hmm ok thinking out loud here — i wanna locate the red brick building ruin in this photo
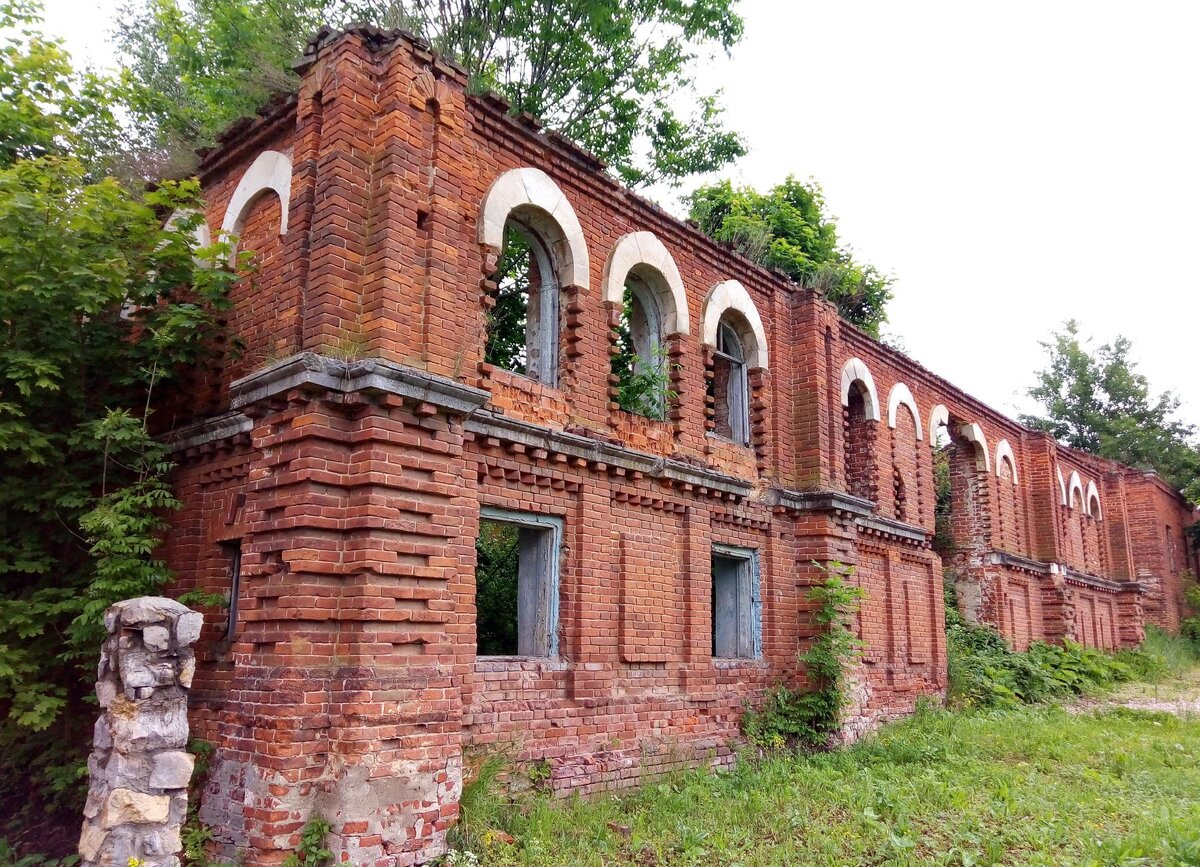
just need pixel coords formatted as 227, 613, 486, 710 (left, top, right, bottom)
159, 27, 1198, 864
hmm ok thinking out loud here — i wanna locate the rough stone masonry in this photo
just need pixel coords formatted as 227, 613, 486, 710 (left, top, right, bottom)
149, 25, 1198, 866
79, 598, 202, 867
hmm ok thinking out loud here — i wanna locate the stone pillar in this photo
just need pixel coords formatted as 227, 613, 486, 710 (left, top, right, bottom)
79, 597, 202, 867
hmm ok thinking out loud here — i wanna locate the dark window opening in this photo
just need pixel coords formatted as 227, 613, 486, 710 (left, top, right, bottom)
222, 540, 242, 640
711, 548, 760, 659
475, 511, 560, 657
710, 320, 749, 445
485, 220, 558, 384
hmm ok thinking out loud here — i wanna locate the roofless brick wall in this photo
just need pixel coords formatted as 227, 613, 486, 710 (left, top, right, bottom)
157, 27, 1198, 865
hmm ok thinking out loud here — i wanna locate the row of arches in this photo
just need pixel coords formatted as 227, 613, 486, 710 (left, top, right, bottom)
838, 357, 1021, 486
1057, 466, 1103, 518
478, 167, 767, 443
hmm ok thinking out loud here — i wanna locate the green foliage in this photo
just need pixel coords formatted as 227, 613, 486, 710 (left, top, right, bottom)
180, 740, 236, 867
932, 446, 954, 557
0, 2, 238, 840
420, 698, 1200, 866
451, 749, 512, 855
116, 0, 747, 188
0, 1, 124, 174
483, 224, 533, 375
742, 565, 864, 748
614, 345, 678, 420
0, 838, 76, 867
1183, 574, 1200, 641
474, 521, 519, 656
944, 600, 1185, 710
688, 177, 893, 337
1020, 319, 1200, 502
281, 818, 332, 867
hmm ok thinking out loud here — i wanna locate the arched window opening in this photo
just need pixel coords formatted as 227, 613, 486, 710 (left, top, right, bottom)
612, 274, 668, 418
844, 383, 874, 500
485, 219, 559, 385
709, 318, 749, 445
932, 423, 954, 558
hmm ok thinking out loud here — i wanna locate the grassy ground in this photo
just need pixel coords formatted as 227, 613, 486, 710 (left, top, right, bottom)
460, 692, 1200, 866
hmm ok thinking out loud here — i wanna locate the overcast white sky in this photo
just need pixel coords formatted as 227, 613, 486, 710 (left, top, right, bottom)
39, 0, 1200, 426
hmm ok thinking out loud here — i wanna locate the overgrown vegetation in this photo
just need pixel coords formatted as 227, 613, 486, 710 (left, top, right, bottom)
741, 566, 864, 749
444, 700, 1200, 866
115, 0, 747, 188
687, 178, 894, 337
281, 818, 332, 867
613, 344, 677, 420
945, 584, 1199, 709
0, 2, 238, 846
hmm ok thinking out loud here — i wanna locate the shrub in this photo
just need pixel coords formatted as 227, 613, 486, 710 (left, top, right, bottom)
742, 566, 864, 748
944, 594, 1192, 709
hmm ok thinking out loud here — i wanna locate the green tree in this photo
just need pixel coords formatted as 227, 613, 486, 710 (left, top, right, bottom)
1020, 320, 1200, 503
0, 0, 125, 173
0, 1, 238, 838
687, 177, 893, 337
116, 0, 747, 187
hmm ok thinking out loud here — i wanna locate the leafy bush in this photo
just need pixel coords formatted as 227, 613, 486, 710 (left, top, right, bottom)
742, 566, 864, 748
945, 598, 1192, 709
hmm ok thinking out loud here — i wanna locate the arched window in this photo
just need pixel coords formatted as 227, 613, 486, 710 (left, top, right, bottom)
710, 317, 749, 444
612, 274, 667, 418
485, 220, 560, 385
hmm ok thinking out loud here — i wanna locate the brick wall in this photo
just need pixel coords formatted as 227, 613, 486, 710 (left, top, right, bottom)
157, 27, 1196, 865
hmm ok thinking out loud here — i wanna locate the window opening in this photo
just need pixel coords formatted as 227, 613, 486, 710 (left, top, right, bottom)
221, 540, 242, 640
710, 320, 749, 445
485, 220, 558, 385
711, 546, 761, 659
475, 509, 561, 657
612, 276, 667, 418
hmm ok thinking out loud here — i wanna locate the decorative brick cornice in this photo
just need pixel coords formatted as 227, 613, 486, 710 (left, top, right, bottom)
771, 488, 875, 518
228, 353, 490, 415
985, 550, 1055, 575
1063, 568, 1141, 594
464, 410, 755, 498
855, 514, 930, 545
165, 411, 253, 453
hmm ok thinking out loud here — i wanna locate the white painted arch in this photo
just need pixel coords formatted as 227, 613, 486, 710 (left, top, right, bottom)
839, 358, 881, 421
602, 232, 690, 336
1057, 466, 1068, 505
220, 150, 292, 263
165, 208, 212, 250
701, 280, 768, 368
886, 383, 923, 440
479, 167, 589, 290
1067, 470, 1084, 509
994, 439, 1019, 485
928, 404, 950, 448
959, 423, 991, 473
1085, 480, 1103, 519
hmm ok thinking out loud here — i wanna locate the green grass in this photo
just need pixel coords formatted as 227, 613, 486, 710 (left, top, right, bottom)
458, 699, 1200, 866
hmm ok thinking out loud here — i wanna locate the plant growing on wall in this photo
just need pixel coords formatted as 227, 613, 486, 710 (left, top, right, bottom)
742, 563, 864, 748
688, 178, 894, 338
115, 0, 747, 188
614, 345, 678, 420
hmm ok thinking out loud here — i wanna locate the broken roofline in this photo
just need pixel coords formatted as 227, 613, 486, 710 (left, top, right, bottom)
193, 25, 1191, 504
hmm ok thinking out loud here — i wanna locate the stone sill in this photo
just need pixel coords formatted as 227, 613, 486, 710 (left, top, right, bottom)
712, 658, 768, 670
474, 657, 568, 673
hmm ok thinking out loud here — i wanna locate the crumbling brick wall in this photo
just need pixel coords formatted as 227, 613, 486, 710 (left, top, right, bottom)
155, 26, 1196, 866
